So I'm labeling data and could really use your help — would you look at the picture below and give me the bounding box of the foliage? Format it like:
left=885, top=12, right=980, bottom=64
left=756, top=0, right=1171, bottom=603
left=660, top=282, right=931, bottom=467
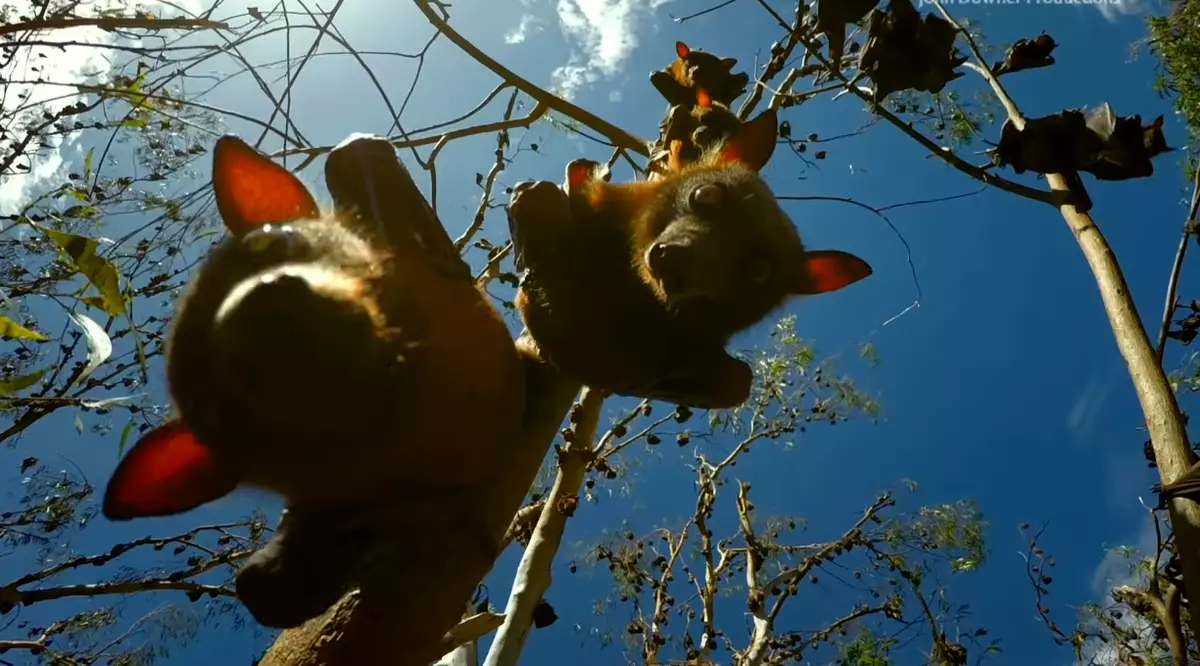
left=0, top=0, right=281, bottom=662
left=1149, top=1, right=1200, bottom=142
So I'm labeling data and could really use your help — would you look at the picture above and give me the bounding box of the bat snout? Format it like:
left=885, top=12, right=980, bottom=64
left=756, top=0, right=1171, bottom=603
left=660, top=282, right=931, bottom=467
left=211, top=263, right=393, bottom=423
left=646, top=241, right=694, bottom=298
left=645, top=235, right=726, bottom=305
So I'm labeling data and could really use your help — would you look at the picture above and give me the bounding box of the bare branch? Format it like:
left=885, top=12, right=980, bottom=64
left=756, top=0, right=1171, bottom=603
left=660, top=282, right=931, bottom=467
left=484, top=388, right=605, bottom=666
left=0, top=16, right=228, bottom=37
left=412, top=0, right=648, bottom=157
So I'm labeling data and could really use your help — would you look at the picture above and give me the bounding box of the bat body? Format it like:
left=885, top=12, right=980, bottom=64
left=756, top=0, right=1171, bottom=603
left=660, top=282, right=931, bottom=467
left=649, top=42, right=750, bottom=175
left=649, top=41, right=749, bottom=110
left=652, top=88, right=744, bottom=175
left=509, top=110, right=872, bottom=409
left=102, top=136, right=527, bottom=628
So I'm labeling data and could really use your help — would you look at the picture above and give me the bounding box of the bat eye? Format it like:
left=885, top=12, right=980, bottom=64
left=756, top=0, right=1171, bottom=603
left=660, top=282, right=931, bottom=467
left=746, top=256, right=772, bottom=284
left=689, top=183, right=727, bottom=212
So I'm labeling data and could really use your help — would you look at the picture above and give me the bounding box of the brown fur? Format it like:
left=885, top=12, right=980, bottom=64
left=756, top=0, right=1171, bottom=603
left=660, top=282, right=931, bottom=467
left=509, top=114, right=871, bottom=409
left=650, top=41, right=750, bottom=110
left=653, top=94, right=746, bottom=175
left=103, top=136, right=530, bottom=631
left=166, top=186, right=525, bottom=511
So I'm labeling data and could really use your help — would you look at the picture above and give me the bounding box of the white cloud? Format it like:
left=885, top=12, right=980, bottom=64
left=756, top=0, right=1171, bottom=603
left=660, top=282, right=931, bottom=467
left=1066, top=364, right=1118, bottom=442
left=1094, top=0, right=1153, bottom=22
left=550, top=0, right=674, bottom=100
left=1090, top=517, right=1157, bottom=595
left=608, top=90, right=623, bottom=103
left=0, top=17, right=111, bottom=211
left=0, top=0, right=204, bottom=212
left=1085, top=516, right=1171, bottom=665
left=506, top=14, right=546, bottom=44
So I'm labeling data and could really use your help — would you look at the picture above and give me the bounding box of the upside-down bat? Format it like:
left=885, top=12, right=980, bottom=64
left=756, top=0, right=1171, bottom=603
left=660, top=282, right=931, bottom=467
left=651, top=88, right=745, bottom=175
left=509, top=109, right=872, bottom=409
left=650, top=41, right=750, bottom=110
left=101, top=135, right=527, bottom=627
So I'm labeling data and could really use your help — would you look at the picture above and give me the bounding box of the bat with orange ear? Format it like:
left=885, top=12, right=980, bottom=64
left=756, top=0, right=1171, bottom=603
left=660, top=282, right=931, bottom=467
left=650, top=41, right=750, bottom=109
left=102, top=134, right=527, bottom=627
left=511, top=107, right=871, bottom=409
left=651, top=89, right=776, bottom=176
left=101, top=136, right=325, bottom=522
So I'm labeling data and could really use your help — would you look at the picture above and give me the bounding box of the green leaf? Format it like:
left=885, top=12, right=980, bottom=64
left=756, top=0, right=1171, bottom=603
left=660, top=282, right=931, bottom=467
left=0, top=315, right=49, bottom=341
left=74, top=412, right=84, bottom=435
left=951, top=557, right=980, bottom=572
left=82, top=395, right=135, bottom=409
left=118, top=117, right=147, bottom=128
left=83, top=147, right=95, bottom=180
left=61, top=205, right=99, bottom=219
left=0, top=368, right=48, bottom=396
left=118, top=419, right=135, bottom=457
left=67, top=311, right=112, bottom=384
left=39, top=227, right=125, bottom=315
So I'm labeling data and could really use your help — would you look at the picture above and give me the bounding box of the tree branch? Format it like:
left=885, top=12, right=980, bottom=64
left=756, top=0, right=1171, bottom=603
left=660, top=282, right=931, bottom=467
left=483, top=388, right=605, bottom=666
left=931, top=0, right=1200, bottom=647
left=411, top=0, right=649, bottom=157
left=1156, top=166, right=1200, bottom=362
left=0, top=16, right=228, bottom=37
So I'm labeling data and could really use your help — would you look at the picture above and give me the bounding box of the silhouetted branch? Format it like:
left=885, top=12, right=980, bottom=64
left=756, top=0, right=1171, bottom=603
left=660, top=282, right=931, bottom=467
left=0, top=16, right=228, bottom=37
left=1157, top=167, right=1200, bottom=362
left=412, top=0, right=648, bottom=156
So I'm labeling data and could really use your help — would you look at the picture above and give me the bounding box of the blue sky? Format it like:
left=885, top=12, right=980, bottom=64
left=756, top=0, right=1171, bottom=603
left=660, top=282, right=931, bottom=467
left=0, top=0, right=1192, bottom=663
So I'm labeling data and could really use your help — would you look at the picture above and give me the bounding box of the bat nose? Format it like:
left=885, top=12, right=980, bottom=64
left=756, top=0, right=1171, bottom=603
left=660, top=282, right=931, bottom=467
left=212, top=264, right=383, bottom=408
left=647, top=242, right=691, bottom=295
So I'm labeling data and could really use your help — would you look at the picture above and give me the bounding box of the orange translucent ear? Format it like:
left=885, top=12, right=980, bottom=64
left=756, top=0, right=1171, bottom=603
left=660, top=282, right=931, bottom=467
left=565, top=159, right=606, bottom=195
left=212, top=136, right=320, bottom=237
left=102, top=419, right=240, bottom=520
left=696, top=88, right=713, bottom=109
left=715, top=108, right=778, bottom=171
left=676, top=41, right=690, bottom=58
left=791, top=250, right=873, bottom=295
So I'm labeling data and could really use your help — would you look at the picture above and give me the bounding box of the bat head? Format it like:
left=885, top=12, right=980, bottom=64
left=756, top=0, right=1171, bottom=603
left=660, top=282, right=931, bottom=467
left=103, top=137, right=410, bottom=520
left=633, top=109, right=871, bottom=333
left=675, top=41, right=749, bottom=107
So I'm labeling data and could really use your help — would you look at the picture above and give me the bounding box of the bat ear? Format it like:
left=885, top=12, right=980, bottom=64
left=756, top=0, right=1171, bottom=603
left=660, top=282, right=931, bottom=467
left=103, top=419, right=239, bottom=520
left=565, top=159, right=606, bottom=194
left=212, top=136, right=320, bottom=237
left=720, top=57, right=737, bottom=69
left=676, top=41, right=690, bottom=58
left=790, top=250, right=872, bottom=295
left=715, top=108, right=778, bottom=171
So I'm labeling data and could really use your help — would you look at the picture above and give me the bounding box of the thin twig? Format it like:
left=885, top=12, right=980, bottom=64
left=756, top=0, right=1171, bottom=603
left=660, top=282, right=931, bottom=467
left=1156, top=165, right=1200, bottom=362
left=412, top=0, right=648, bottom=157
